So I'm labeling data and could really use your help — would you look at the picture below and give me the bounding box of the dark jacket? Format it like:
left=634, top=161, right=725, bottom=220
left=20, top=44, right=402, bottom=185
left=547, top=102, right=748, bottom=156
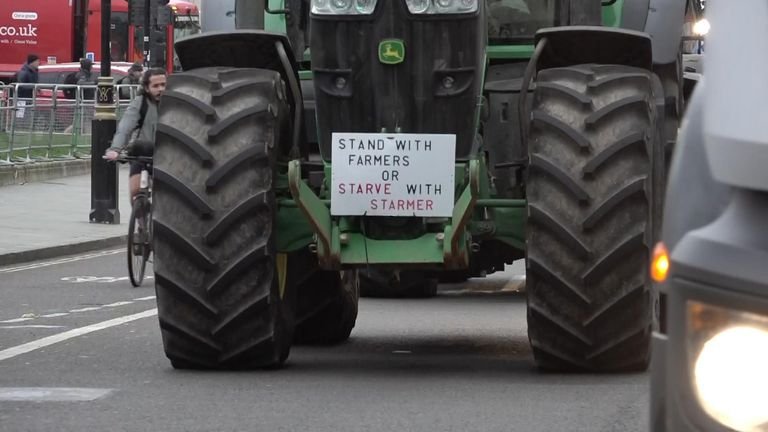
left=76, top=68, right=97, bottom=100
left=16, top=64, right=38, bottom=99
left=116, top=75, right=140, bottom=100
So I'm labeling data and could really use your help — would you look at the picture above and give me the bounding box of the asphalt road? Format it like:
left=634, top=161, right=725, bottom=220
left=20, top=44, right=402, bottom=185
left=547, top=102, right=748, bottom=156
left=0, top=251, right=650, bottom=432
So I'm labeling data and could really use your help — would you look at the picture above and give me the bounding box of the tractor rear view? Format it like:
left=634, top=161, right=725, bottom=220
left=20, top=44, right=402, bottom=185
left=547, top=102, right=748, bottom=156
left=149, top=0, right=686, bottom=371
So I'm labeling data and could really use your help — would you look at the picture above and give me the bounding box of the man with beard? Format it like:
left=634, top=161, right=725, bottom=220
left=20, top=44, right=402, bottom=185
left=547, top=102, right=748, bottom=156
left=103, top=68, right=167, bottom=202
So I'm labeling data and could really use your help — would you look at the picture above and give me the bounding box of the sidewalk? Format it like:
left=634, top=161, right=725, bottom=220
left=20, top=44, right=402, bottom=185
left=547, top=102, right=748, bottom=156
left=0, top=167, right=132, bottom=266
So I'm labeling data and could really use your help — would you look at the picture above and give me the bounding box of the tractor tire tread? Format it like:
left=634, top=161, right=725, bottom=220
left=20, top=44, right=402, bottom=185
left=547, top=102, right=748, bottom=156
left=153, top=67, right=293, bottom=369
left=526, top=64, right=663, bottom=372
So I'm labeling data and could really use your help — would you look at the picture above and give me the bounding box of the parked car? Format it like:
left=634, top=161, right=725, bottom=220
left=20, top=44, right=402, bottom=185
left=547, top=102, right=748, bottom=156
left=36, top=62, right=137, bottom=100
left=2, top=62, right=139, bottom=133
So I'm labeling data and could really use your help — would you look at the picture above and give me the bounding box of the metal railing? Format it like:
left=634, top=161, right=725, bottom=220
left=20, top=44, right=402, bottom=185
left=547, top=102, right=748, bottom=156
left=0, top=83, right=140, bottom=165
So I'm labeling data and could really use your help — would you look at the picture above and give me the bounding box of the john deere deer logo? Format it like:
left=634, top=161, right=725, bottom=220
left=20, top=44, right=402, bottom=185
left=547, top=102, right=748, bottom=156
left=379, top=39, right=405, bottom=65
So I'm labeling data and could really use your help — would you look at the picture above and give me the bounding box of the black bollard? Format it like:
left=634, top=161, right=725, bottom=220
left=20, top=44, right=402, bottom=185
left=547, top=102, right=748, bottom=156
left=89, top=0, right=120, bottom=224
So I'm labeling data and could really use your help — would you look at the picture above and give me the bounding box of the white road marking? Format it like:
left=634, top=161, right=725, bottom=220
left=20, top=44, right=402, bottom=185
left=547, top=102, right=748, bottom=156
left=0, top=299, right=149, bottom=324
left=0, top=318, right=34, bottom=324
left=104, top=301, right=133, bottom=308
left=40, top=313, right=69, bottom=318
left=0, top=249, right=123, bottom=274
left=68, top=307, right=102, bottom=313
left=0, top=325, right=65, bottom=329
left=0, top=308, right=157, bottom=362
left=61, top=275, right=154, bottom=284
left=0, top=296, right=155, bottom=324
left=0, top=388, right=113, bottom=402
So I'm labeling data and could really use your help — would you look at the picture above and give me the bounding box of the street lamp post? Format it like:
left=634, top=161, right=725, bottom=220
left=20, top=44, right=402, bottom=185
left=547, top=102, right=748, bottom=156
left=89, top=0, right=120, bottom=224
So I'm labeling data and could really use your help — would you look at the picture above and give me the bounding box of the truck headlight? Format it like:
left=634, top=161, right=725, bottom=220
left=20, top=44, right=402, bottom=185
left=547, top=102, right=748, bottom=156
left=688, top=301, right=768, bottom=431
left=312, top=0, right=377, bottom=15
left=405, top=0, right=478, bottom=15
left=693, top=18, right=711, bottom=36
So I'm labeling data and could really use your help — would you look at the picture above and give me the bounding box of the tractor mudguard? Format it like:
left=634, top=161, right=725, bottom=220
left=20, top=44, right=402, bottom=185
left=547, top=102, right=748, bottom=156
left=533, top=26, right=652, bottom=71
left=175, top=30, right=300, bottom=82
left=643, top=0, right=687, bottom=65
left=175, top=30, right=305, bottom=158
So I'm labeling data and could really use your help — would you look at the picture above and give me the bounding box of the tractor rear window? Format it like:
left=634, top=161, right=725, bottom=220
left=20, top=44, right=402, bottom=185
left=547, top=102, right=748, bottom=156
left=488, top=0, right=556, bottom=43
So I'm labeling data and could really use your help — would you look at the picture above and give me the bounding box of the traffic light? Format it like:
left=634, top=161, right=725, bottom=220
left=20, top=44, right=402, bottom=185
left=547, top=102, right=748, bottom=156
left=149, top=29, right=168, bottom=68
left=152, top=0, right=172, bottom=28
left=128, top=0, right=146, bottom=26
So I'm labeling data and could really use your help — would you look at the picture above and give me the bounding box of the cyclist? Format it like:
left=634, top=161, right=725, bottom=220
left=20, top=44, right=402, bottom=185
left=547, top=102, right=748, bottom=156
left=103, top=67, right=167, bottom=203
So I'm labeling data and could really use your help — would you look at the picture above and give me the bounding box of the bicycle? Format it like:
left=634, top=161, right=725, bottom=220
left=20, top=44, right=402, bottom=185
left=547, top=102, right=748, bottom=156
left=112, top=151, right=153, bottom=287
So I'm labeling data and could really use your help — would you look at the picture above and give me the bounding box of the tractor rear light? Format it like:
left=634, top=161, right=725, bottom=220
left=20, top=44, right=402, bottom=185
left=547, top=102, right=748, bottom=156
left=311, top=0, right=378, bottom=15
left=405, top=0, right=477, bottom=14
left=651, top=242, right=669, bottom=283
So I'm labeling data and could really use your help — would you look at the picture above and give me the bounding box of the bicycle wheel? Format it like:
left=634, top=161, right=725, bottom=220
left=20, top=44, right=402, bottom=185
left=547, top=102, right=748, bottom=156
left=127, top=196, right=149, bottom=287
left=144, top=195, right=153, bottom=259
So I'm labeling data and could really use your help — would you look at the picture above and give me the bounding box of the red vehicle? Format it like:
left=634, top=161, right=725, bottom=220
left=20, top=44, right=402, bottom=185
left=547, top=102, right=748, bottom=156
left=0, top=0, right=200, bottom=83
left=1, top=62, right=138, bottom=133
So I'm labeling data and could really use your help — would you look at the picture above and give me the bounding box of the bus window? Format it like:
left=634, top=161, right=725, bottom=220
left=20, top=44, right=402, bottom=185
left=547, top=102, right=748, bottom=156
left=173, top=14, right=200, bottom=41
left=111, top=11, right=129, bottom=61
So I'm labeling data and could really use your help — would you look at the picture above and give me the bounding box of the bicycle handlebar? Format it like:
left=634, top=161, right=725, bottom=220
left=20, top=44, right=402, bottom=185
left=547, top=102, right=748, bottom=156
left=111, top=154, right=154, bottom=164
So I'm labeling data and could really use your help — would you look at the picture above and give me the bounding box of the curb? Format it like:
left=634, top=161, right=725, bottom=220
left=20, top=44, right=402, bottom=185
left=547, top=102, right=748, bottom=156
left=0, top=159, right=91, bottom=187
left=0, top=235, right=127, bottom=267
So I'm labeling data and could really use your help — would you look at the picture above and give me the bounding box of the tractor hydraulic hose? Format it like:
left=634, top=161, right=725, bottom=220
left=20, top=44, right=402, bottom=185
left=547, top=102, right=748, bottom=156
left=518, top=37, right=548, bottom=151
left=275, top=40, right=304, bottom=157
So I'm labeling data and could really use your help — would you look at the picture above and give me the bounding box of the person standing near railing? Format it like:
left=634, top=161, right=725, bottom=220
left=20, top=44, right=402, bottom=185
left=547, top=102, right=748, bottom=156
left=117, top=63, right=143, bottom=101
left=15, top=54, right=40, bottom=100
left=75, top=58, right=98, bottom=101
left=13, top=54, right=40, bottom=130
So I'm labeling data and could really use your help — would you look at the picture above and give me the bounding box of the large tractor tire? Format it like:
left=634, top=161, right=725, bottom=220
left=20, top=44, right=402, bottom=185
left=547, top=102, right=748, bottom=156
left=294, top=270, right=359, bottom=345
left=525, top=64, right=664, bottom=372
left=359, top=269, right=438, bottom=298
left=152, top=67, right=295, bottom=369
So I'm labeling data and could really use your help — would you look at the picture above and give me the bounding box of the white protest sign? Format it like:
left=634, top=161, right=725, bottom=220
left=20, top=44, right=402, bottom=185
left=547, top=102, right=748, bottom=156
left=331, top=133, right=456, bottom=217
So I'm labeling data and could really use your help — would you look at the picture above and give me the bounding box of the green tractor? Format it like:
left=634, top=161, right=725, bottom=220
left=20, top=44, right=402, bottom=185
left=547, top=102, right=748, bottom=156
left=150, top=0, right=687, bottom=371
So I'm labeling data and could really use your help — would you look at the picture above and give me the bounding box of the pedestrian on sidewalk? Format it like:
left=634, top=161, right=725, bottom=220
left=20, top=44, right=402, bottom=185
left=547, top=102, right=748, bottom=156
left=76, top=58, right=98, bottom=100
left=116, top=63, right=144, bottom=101
left=15, top=54, right=40, bottom=100
left=13, top=54, right=41, bottom=130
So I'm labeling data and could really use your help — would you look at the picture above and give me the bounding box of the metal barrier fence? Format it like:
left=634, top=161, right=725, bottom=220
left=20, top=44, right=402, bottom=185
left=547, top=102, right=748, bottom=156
left=0, top=83, right=140, bottom=165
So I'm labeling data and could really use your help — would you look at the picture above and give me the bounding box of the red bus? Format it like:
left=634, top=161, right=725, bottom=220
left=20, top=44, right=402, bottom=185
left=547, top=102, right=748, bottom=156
left=84, top=0, right=200, bottom=70
left=0, top=0, right=200, bottom=82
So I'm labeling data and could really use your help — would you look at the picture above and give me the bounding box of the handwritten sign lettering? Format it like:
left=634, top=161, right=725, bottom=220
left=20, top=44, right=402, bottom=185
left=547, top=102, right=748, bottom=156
left=331, top=133, right=456, bottom=217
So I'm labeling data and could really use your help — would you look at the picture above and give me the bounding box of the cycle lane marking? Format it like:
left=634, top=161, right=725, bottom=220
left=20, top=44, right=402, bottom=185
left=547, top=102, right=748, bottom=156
left=0, top=308, right=158, bottom=362
left=0, top=296, right=156, bottom=324
left=0, top=249, right=123, bottom=274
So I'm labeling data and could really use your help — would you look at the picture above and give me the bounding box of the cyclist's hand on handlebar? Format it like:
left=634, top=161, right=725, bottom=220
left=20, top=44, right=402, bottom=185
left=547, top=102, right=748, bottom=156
left=103, top=150, right=120, bottom=161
